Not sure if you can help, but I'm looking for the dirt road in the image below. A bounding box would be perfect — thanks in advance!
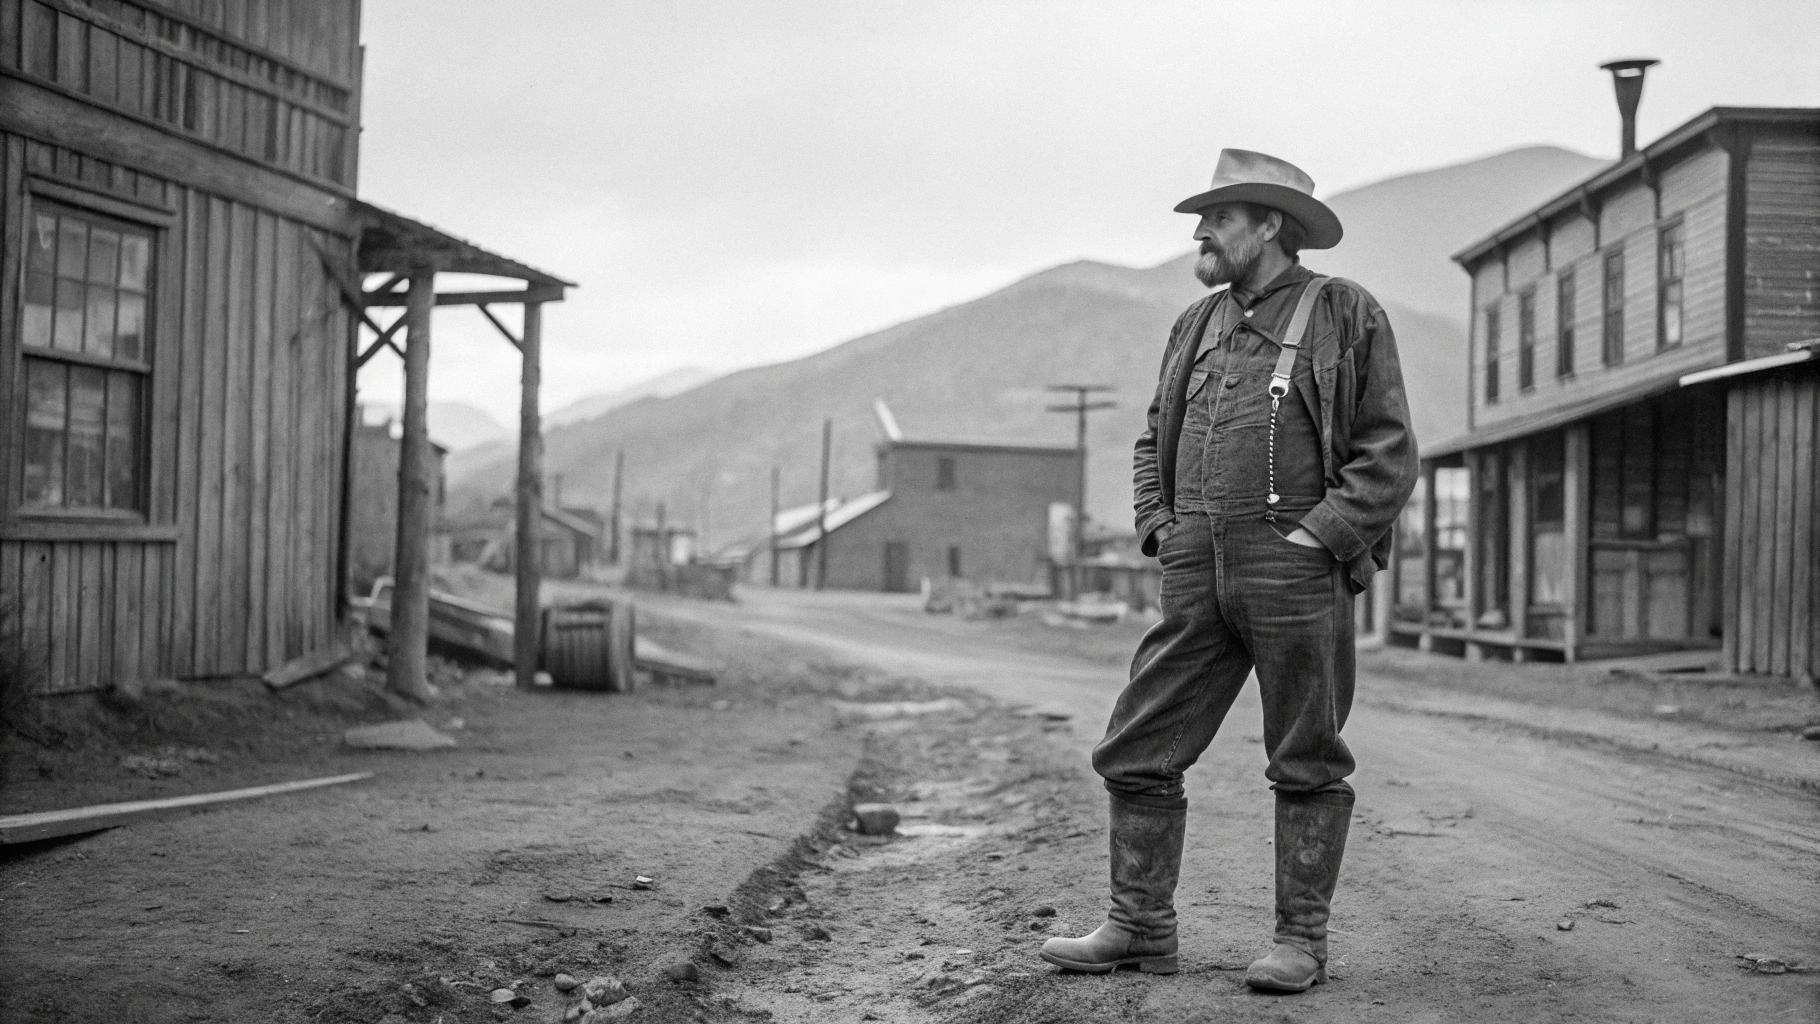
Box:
[646,587,1820,1023]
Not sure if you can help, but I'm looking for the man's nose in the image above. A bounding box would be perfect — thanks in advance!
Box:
[1192,223,1212,241]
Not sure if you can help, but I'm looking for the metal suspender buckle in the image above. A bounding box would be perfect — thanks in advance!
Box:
[1268,374,1292,400]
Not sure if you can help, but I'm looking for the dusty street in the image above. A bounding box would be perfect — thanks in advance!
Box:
[640,587,1820,1023]
[3,586,1816,1024]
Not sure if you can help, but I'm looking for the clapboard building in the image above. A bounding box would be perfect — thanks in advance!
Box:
[1388,64,1819,680]
[1,1,569,694]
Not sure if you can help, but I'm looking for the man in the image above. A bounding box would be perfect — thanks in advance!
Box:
[1040,149,1418,992]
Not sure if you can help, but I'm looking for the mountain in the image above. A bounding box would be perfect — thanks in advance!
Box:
[360,400,509,452]
[452,145,1605,540]
[546,366,719,428]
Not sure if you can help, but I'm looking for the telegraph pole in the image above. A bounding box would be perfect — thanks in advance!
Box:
[769,465,781,586]
[815,418,832,590]
[1046,384,1115,599]
[608,449,624,564]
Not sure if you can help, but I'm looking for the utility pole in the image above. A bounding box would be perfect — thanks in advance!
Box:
[815,418,832,591]
[608,449,624,564]
[769,465,781,587]
[1046,384,1115,600]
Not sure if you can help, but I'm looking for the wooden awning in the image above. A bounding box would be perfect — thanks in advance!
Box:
[351,199,574,289]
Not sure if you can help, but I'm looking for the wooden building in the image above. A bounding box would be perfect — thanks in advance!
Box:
[1,1,569,695]
[347,412,447,595]
[1388,88,1819,674]
[440,498,601,581]
[759,405,1081,593]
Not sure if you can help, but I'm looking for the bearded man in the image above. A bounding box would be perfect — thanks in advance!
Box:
[1040,149,1418,992]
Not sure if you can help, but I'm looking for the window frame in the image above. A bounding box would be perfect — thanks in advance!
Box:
[1657,217,1685,351]
[1516,288,1536,393]
[1483,303,1501,404]
[935,455,957,491]
[5,179,174,540]
[1556,268,1576,378]
[1602,247,1625,367]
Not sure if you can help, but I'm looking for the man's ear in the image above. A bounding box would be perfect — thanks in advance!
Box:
[1262,210,1282,243]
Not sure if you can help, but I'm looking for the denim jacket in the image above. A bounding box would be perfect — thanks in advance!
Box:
[1133,272,1419,594]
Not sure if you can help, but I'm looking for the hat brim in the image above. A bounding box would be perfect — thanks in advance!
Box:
[1173,182,1343,250]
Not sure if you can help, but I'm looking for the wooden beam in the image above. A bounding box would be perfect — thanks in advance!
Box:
[263,642,355,690]
[515,302,546,689]
[362,285,566,308]
[354,316,407,369]
[1562,423,1591,660]
[0,773,372,845]
[387,272,437,701]
[476,303,522,350]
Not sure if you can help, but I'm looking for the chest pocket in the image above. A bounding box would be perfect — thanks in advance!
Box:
[1186,366,1211,400]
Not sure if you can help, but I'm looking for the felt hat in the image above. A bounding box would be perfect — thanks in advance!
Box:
[1174,149,1343,250]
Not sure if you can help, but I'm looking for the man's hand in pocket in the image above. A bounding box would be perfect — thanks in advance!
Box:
[1285,527,1326,550]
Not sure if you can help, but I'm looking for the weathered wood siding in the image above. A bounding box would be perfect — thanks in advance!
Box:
[1469,147,1732,432]
[1722,367,1819,680]
[0,130,352,692]
[5,0,360,186]
[1744,129,1820,358]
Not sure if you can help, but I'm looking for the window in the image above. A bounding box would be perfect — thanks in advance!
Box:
[1517,290,1536,392]
[19,201,152,514]
[1483,304,1501,403]
[936,456,956,491]
[1529,433,1567,607]
[947,545,962,578]
[1602,248,1625,366]
[1556,270,1576,378]
[1659,220,1684,349]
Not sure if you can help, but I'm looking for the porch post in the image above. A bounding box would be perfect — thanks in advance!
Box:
[514,301,545,689]
[1562,423,1591,661]
[1507,441,1531,659]
[387,269,436,701]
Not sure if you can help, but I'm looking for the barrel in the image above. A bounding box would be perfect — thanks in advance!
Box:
[539,599,637,692]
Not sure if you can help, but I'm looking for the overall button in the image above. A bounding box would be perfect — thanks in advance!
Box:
[1224,377,1239,389]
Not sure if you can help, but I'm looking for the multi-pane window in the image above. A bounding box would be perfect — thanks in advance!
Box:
[1659,220,1685,349]
[20,201,152,514]
[1556,270,1577,378]
[1483,304,1501,403]
[936,456,956,491]
[1602,248,1625,366]
[1517,290,1536,392]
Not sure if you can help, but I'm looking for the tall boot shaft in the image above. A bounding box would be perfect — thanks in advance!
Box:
[1107,795,1186,942]
[1039,794,1184,974]
[1272,792,1351,959]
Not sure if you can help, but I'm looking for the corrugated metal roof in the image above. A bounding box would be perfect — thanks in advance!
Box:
[775,491,893,549]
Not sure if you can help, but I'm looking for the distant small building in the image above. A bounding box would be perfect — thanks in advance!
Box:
[348,413,448,594]
[750,405,1082,592]
[440,497,602,580]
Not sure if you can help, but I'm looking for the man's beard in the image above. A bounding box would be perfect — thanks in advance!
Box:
[1193,232,1263,288]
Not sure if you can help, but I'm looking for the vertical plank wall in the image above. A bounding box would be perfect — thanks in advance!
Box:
[0,133,351,692]
[1723,369,1819,681]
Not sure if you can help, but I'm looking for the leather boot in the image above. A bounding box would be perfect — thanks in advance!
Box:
[1040,795,1183,974]
[1246,792,1351,993]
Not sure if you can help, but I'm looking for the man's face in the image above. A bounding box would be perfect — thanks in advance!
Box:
[1192,203,1270,288]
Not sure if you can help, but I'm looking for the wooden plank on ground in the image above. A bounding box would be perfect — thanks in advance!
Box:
[634,637,716,685]
[262,642,353,690]
[0,772,372,845]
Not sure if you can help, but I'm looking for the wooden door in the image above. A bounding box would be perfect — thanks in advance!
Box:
[883,541,910,593]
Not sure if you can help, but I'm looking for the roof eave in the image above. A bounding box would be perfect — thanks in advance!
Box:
[1452,107,1820,269]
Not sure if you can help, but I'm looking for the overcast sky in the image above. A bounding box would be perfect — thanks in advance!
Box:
[353,0,1819,427]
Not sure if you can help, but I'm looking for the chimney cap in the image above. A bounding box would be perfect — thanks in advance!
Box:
[1599,58,1660,76]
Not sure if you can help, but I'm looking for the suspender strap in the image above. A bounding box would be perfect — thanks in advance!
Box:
[1268,276,1330,398]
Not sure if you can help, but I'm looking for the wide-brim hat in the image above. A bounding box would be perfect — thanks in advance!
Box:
[1174,149,1343,250]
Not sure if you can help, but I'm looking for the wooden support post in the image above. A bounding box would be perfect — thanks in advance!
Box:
[387,271,436,701]
[514,302,545,690]
[1562,424,1591,661]
[609,450,624,564]
[815,418,832,591]
[1508,441,1530,642]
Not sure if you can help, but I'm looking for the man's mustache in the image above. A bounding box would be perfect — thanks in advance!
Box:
[1198,240,1221,258]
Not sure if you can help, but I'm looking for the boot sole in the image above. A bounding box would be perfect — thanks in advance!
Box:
[1039,950,1179,975]
[1244,966,1327,993]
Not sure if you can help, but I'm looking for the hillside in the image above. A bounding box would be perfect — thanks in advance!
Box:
[454,144,1606,541]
